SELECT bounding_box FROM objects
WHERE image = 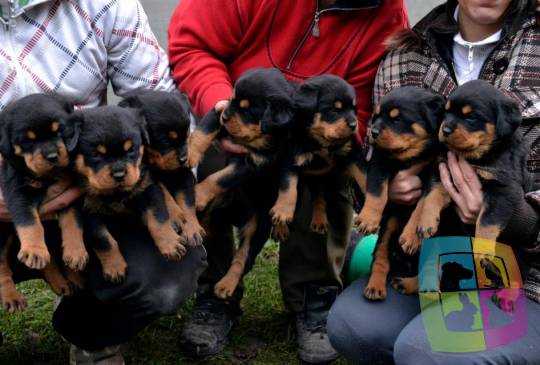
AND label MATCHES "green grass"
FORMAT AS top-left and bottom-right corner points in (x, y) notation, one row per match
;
(0, 242), (347, 364)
